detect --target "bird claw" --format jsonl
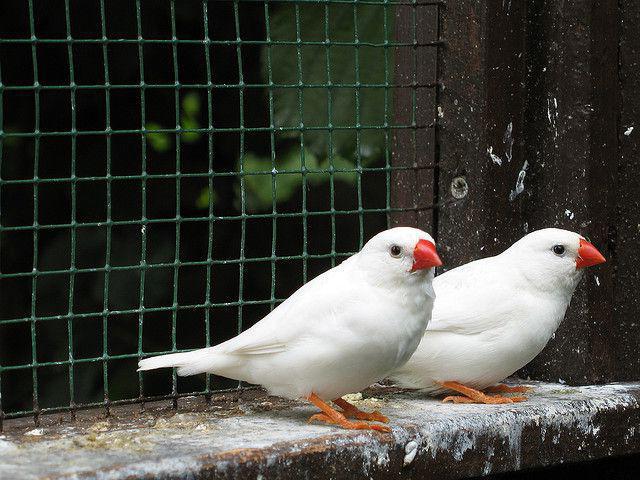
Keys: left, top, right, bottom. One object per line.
{"left": 504, "top": 395, "right": 527, "bottom": 403}
{"left": 482, "top": 394, "right": 525, "bottom": 404}
{"left": 364, "top": 422, "right": 392, "bottom": 432}
{"left": 308, "top": 412, "right": 391, "bottom": 432}
{"left": 308, "top": 413, "right": 332, "bottom": 424}
{"left": 485, "top": 384, "right": 532, "bottom": 394}
{"left": 442, "top": 395, "right": 475, "bottom": 404}
{"left": 439, "top": 381, "right": 528, "bottom": 404}
{"left": 343, "top": 409, "right": 389, "bottom": 423}
{"left": 332, "top": 397, "right": 389, "bottom": 423}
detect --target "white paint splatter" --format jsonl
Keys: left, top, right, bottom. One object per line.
{"left": 488, "top": 122, "right": 515, "bottom": 166}
{"left": 547, "top": 97, "right": 559, "bottom": 139}
{"left": 482, "top": 445, "right": 495, "bottom": 475}
{"left": 437, "top": 106, "right": 444, "bottom": 118}
{"left": 487, "top": 146, "right": 503, "bottom": 166}
{"left": 509, "top": 160, "right": 529, "bottom": 201}
{"left": 624, "top": 126, "right": 634, "bottom": 136}
{"left": 595, "top": 275, "right": 600, "bottom": 287}
{"left": 503, "top": 122, "right": 514, "bottom": 163}
{"left": 403, "top": 440, "right": 418, "bottom": 466}
{"left": 564, "top": 209, "right": 574, "bottom": 220}
{"left": 24, "top": 429, "right": 44, "bottom": 436}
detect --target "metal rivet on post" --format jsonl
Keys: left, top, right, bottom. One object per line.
{"left": 450, "top": 176, "right": 469, "bottom": 199}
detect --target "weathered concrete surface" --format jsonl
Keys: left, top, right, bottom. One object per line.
{"left": 1, "top": 381, "right": 639, "bottom": 480}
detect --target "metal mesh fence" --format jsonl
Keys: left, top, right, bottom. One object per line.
{"left": 0, "top": 0, "right": 441, "bottom": 428}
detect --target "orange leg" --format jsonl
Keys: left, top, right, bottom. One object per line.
{"left": 332, "top": 398, "right": 389, "bottom": 423}
{"left": 439, "top": 381, "right": 527, "bottom": 404}
{"left": 485, "top": 384, "right": 532, "bottom": 394}
{"left": 442, "top": 396, "right": 476, "bottom": 404}
{"left": 307, "top": 393, "right": 391, "bottom": 432}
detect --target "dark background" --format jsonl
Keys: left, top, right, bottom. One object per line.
{"left": 0, "top": 0, "right": 404, "bottom": 415}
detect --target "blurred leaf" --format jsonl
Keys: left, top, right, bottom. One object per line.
{"left": 237, "top": 148, "right": 363, "bottom": 212}
{"left": 316, "top": 155, "right": 358, "bottom": 185}
{"left": 195, "top": 187, "right": 218, "bottom": 209}
{"left": 238, "top": 148, "right": 316, "bottom": 211}
{"left": 180, "top": 116, "right": 201, "bottom": 143}
{"left": 182, "top": 92, "right": 201, "bottom": 117}
{"left": 180, "top": 92, "right": 202, "bottom": 143}
{"left": 145, "top": 122, "right": 171, "bottom": 152}
{"left": 262, "top": 2, "right": 394, "bottom": 161}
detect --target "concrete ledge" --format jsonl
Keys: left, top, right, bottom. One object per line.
{"left": 1, "top": 381, "right": 639, "bottom": 479}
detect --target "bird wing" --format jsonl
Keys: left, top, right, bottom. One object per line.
{"left": 426, "top": 257, "right": 520, "bottom": 336}
{"left": 230, "top": 341, "right": 288, "bottom": 355}
{"left": 214, "top": 312, "right": 293, "bottom": 356}
{"left": 214, "top": 264, "right": 351, "bottom": 356}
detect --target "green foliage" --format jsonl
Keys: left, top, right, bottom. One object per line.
{"left": 145, "top": 122, "right": 171, "bottom": 152}
{"left": 252, "top": 3, "right": 394, "bottom": 209}
{"left": 145, "top": 92, "right": 202, "bottom": 151}
{"left": 180, "top": 92, "right": 201, "bottom": 144}
{"left": 180, "top": 116, "right": 201, "bottom": 144}
{"left": 237, "top": 147, "right": 357, "bottom": 212}
{"left": 239, "top": 148, "right": 315, "bottom": 211}
{"left": 195, "top": 187, "right": 218, "bottom": 209}
{"left": 263, "top": 2, "right": 394, "bottom": 160}
{"left": 182, "top": 91, "right": 201, "bottom": 117}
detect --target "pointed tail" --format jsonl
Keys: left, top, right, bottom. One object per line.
{"left": 138, "top": 348, "right": 220, "bottom": 376}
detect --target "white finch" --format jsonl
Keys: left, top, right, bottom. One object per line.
{"left": 389, "top": 228, "right": 606, "bottom": 404}
{"left": 139, "top": 227, "right": 442, "bottom": 431}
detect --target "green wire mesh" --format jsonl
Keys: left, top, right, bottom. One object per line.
{"left": 0, "top": 0, "right": 441, "bottom": 428}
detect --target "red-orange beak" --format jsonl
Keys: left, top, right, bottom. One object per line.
{"left": 576, "top": 238, "right": 606, "bottom": 269}
{"left": 411, "top": 239, "right": 442, "bottom": 272}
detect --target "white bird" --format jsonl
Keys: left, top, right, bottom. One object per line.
{"left": 139, "top": 227, "right": 442, "bottom": 431}
{"left": 389, "top": 228, "right": 606, "bottom": 404}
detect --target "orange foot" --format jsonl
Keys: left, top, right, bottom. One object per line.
{"left": 485, "top": 384, "right": 532, "bottom": 394}
{"left": 307, "top": 393, "right": 391, "bottom": 432}
{"left": 308, "top": 412, "right": 391, "bottom": 432}
{"left": 439, "top": 381, "right": 528, "bottom": 404}
{"left": 333, "top": 397, "right": 389, "bottom": 423}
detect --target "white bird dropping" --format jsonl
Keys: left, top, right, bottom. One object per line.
{"left": 390, "top": 228, "right": 606, "bottom": 404}
{"left": 139, "top": 227, "right": 442, "bottom": 431}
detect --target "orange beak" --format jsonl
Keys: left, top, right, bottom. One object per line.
{"left": 411, "top": 239, "right": 443, "bottom": 271}
{"left": 576, "top": 238, "right": 606, "bottom": 269}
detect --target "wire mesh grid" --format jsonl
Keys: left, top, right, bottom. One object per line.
{"left": 0, "top": 0, "right": 442, "bottom": 428}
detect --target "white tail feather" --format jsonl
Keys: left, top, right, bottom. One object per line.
{"left": 138, "top": 348, "right": 219, "bottom": 376}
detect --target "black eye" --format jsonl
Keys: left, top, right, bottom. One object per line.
{"left": 552, "top": 245, "right": 565, "bottom": 256}
{"left": 389, "top": 245, "right": 402, "bottom": 257}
